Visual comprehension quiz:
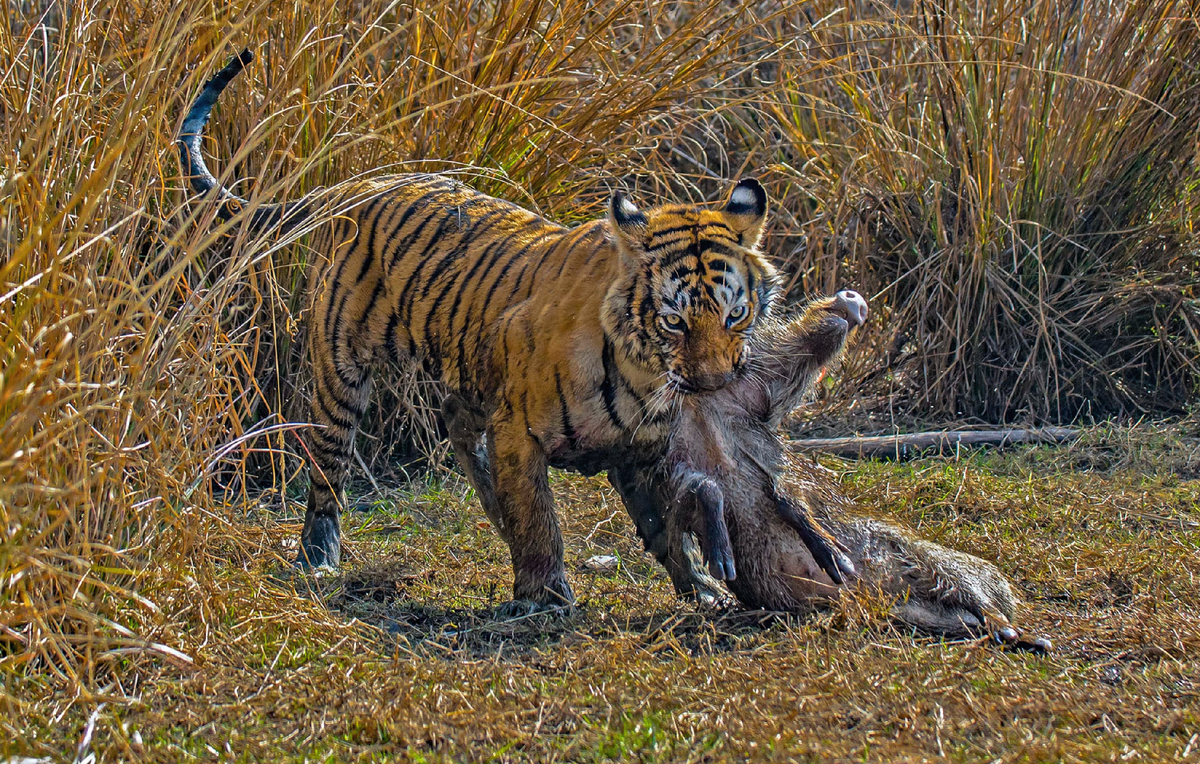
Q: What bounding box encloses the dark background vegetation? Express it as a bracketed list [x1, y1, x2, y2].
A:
[3, 0, 1199, 759]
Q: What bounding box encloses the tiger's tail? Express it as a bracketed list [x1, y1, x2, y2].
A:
[178, 48, 310, 232]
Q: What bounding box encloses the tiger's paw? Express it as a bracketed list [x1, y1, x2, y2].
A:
[504, 572, 575, 620]
[495, 598, 574, 620]
[296, 514, 341, 571]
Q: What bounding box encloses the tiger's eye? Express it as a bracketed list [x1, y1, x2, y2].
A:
[727, 305, 748, 326]
[664, 314, 685, 331]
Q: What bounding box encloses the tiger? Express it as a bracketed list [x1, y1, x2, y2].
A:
[179, 49, 852, 613]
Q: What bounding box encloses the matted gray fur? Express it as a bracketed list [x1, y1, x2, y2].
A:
[665, 291, 1049, 648]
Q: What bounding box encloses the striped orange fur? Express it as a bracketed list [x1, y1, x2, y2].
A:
[180, 51, 842, 610]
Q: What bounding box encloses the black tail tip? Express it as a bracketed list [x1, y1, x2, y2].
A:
[231, 47, 255, 71]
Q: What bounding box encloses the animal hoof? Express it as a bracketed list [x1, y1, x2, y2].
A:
[833, 290, 869, 328]
[834, 551, 857, 581]
[1014, 635, 1053, 654]
[707, 551, 737, 581]
[774, 495, 853, 585]
[994, 627, 1052, 654]
[995, 626, 1020, 643]
[810, 540, 855, 586]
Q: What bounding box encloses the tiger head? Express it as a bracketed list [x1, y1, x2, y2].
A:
[602, 179, 779, 395]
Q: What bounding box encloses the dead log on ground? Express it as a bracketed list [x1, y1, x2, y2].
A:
[789, 428, 1080, 460]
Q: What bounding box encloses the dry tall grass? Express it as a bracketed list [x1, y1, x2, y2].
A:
[0, 0, 819, 715]
[765, 0, 1200, 422]
[2, 0, 1199, 739]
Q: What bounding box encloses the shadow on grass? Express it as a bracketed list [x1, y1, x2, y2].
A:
[313, 560, 820, 661]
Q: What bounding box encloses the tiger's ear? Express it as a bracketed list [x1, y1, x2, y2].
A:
[723, 178, 768, 248]
[609, 190, 648, 262]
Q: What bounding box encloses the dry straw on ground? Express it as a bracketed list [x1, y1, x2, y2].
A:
[2, 0, 1200, 760]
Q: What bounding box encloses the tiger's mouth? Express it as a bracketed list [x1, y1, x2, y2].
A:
[666, 371, 735, 395]
[666, 372, 700, 394]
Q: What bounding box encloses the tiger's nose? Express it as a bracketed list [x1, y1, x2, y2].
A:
[834, 290, 869, 328]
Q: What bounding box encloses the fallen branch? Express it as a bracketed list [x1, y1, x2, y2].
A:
[789, 427, 1081, 460]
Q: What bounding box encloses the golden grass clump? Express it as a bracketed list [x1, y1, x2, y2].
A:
[763, 0, 1200, 421]
[3, 0, 1200, 757]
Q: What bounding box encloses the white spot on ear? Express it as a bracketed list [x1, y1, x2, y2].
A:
[730, 185, 758, 209]
[620, 197, 640, 217]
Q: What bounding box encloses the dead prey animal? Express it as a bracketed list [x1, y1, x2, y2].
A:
[664, 291, 1050, 649]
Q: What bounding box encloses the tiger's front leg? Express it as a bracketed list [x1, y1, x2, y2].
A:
[487, 414, 574, 614]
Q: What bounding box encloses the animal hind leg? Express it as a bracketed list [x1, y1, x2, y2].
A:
[892, 601, 988, 639]
[298, 343, 372, 569]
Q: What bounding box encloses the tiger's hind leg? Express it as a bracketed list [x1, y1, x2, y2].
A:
[608, 464, 728, 606]
[298, 334, 372, 570]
